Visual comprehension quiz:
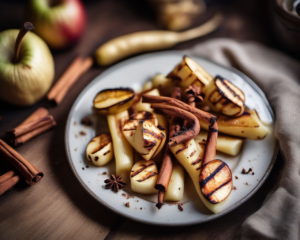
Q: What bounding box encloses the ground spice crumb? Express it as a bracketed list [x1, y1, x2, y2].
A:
[102, 172, 107, 175]
[125, 202, 130, 208]
[178, 204, 183, 211]
[86, 165, 89, 168]
[122, 193, 126, 197]
[75, 134, 78, 138]
[178, 188, 181, 190]
[74, 121, 77, 126]
[242, 168, 252, 174]
[74, 148, 77, 151]
[79, 131, 86, 136]
[135, 200, 139, 202]
[82, 167, 84, 170]
[140, 207, 142, 210]
[233, 186, 237, 190]
[81, 117, 93, 126]
[235, 176, 238, 179]
[245, 182, 249, 185]
[252, 172, 255, 175]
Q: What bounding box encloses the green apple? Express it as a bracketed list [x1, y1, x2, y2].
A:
[0, 22, 54, 106]
[27, 0, 86, 49]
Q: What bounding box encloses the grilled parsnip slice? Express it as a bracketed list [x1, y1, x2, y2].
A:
[142, 81, 153, 92]
[152, 74, 174, 95]
[169, 139, 204, 198]
[204, 76, 245, 117]
[167, 56, 213, 89]
[94, 88, 135, 115]
[200, 159, 232, 204]
[135, 88, 160, 113]
[107, 111, 133, 183]
[123, 119, 166, 161]
[130, 160, 158, 194]
[164, 164, 185, 201]
[198, 110, 269, 140]
[86, 133, 114, 166]
[195, 131, 244, 156]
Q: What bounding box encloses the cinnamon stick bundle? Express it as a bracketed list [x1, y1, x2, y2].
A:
[142, 94, 216, 124]
[0, 171, 20, 196]
[150, 103, 200, 146]
[0, 140, 43, 186]
[47, 56, 93, 105]
[7, 107, 56, 147]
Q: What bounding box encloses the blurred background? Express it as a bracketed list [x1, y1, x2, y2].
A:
[1, 0, 299, 59]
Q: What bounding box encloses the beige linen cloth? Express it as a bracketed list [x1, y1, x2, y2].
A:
[185, 39, 300, 240]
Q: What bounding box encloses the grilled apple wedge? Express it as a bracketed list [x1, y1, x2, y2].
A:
[164, 164, 185, 201]
[123, 117, 166, 161]
[130, 160, 158, 194]
[94, 88, 135, 114]
[199, 109, 269, 140]
[204, 76, 245, 117]
[195, 131, 244, 156]
[107, 111, 133, 183]
[167, 56, 213, 89]
[86, 133, 114, 166]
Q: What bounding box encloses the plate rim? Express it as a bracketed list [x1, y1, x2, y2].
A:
[65, 50, 278, 226]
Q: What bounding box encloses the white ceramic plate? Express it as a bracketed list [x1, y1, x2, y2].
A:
[65, 51, 277, 226]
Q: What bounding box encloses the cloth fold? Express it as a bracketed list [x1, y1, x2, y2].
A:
[185, 39, 300, 240]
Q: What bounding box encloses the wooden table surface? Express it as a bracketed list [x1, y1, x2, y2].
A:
[0, 0, 284, 239]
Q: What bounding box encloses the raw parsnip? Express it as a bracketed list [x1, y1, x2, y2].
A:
[130, 160, 158, 194]
[95, 14, 222, 66]
[107, 111, 133, 183]
[195, 131, 244, 156]
[164, 164, 184, 201]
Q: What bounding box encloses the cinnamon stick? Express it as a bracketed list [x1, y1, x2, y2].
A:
[21, 107, 49, 125]
[142, 95, 216, 124]
[0, 140, 43, 186]
[0, 174, 20, 196]
[150, 103, 200, 146]
[8, 116, 54, 138]
[0, 170, 17, 184]
[47, 57, 93, 105]
[202, 121, 218, 165]
[7, 107, 56, 147]
[12, 120, 57, 147]
[155, 87, 181, 209]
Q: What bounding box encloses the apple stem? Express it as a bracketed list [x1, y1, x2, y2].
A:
[14, 22, 35, 63]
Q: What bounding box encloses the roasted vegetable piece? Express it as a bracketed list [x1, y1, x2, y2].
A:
[204, 75, 245, 117]
[94, 88, 135, 115]
[130, 160, 158, 194]
[86, 133, 114, 166]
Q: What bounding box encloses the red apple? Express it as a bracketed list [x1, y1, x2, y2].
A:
[27, 0, 86, 49]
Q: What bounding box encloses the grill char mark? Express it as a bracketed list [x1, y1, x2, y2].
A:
[136, 172, 158, 182]
[200, 162, 226, 188]
[131, 162, 155, 177]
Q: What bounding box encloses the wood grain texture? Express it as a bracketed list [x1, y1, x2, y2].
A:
[0, 0, 283, 239]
